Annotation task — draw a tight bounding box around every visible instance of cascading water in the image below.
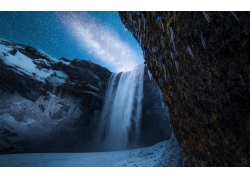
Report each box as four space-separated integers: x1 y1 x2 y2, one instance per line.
96 64 144 151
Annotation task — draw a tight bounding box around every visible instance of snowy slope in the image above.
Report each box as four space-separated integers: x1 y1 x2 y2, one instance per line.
0 40 112 153
0 133 182 167
0 43 68 85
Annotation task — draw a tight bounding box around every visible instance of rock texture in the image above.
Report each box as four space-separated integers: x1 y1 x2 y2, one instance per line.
140 66 172 147
119 11 250 166
0 39 111 153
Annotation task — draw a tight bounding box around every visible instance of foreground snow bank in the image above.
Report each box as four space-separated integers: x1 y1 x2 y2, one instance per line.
0 133 182 167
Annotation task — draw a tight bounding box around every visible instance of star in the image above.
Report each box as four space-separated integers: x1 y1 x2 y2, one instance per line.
0 11 144 72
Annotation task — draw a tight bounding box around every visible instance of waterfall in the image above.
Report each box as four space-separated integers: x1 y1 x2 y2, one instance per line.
96 64 144 151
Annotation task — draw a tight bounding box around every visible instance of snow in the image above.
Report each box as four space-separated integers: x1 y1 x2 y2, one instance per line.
54 70 68 79
35 68 54 80
1 114 28 134
37 48 70 65
0 44 12 53
0 43 68 85
85 84 100 91
84 91 102 98
0 44 36 74
0 134 182 167
0 45 52 82
0 91 82 141
34 58 51 67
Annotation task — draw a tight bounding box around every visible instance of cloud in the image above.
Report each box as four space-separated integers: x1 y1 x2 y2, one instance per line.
58 12 142 72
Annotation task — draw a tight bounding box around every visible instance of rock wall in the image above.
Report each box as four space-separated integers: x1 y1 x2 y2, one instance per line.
140 65 172 147
119 11 250 166
0 40 111 153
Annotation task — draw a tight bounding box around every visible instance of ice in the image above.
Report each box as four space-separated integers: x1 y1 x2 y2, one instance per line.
157 85 165 109
203 11 210 23
152 46 158 53
1 114 27 134
200 32 206 49
231 11 239 21
0 137 182 167
239 73 245 86
174 60 179 72
0 90 83 153
143 16 146 31
169 27 177 54
162 39 165 47
49 76 66 85
138 19 140 31
186 45 194 59
54 70 68 79
129 14 132 22
161 22 165 31
84 91 102 99
148 69 153 81
170 51 173 60
163 64 167 81
139 34 142 46
156 15 162 22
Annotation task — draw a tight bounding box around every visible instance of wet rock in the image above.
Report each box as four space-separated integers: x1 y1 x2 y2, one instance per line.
119 11 250 166
140 66 172 147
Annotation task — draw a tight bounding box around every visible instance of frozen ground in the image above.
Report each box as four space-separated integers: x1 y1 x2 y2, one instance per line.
0 134 182 167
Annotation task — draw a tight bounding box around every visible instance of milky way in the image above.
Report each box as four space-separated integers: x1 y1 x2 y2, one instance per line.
0 11 144 72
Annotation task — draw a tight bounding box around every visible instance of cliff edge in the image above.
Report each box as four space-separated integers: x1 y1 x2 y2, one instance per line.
119 11 250 166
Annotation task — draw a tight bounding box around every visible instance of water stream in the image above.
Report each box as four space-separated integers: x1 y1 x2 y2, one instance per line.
96 64 144 151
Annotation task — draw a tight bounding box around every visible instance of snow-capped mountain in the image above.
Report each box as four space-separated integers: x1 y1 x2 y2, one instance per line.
0 39 111 153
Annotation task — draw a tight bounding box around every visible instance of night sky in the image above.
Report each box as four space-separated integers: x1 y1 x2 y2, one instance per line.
0 11 144 72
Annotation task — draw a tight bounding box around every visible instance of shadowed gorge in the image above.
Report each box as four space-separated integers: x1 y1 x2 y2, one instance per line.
119 11 250 166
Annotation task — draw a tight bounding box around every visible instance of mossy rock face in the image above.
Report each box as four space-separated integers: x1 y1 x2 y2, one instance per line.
119 11 250 166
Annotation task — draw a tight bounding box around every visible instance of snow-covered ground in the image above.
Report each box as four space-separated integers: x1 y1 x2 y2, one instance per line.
0 133 182 167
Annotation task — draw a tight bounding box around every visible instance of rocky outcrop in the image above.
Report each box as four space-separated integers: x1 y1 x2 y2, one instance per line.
140 66 172 147
119 11 250 166
0 39 111 153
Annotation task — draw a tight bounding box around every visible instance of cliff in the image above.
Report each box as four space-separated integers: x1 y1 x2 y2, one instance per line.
140 65 172 147
0 39 111 153
119 11 250 166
